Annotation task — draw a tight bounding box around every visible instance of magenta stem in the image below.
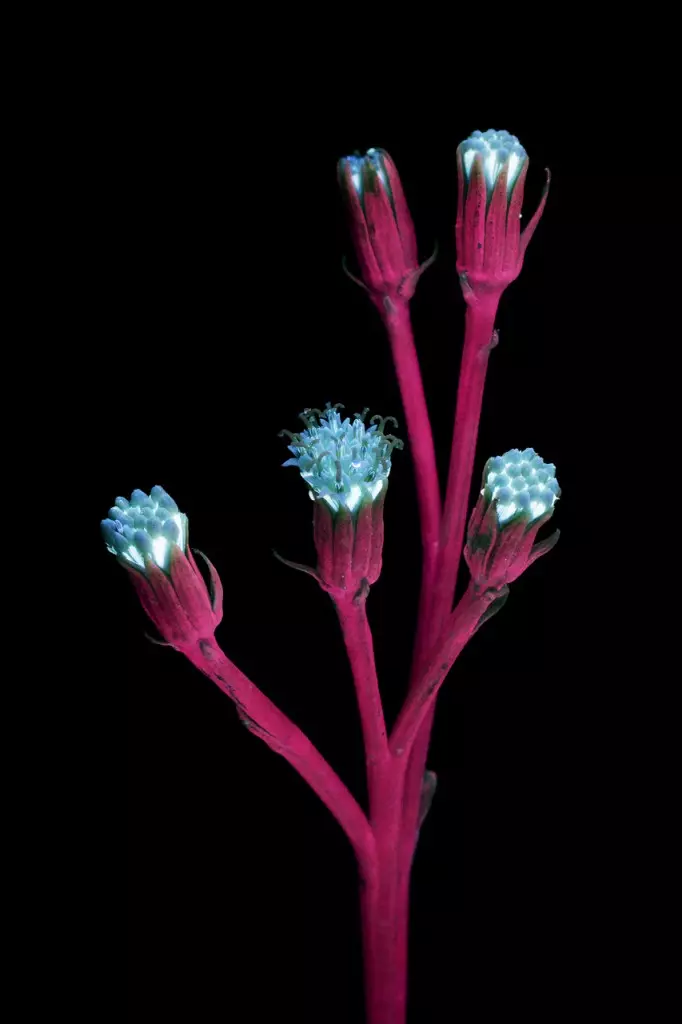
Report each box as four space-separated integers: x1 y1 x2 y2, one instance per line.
334 584 412 1021
432 297 499 639
181 637 376 878
398 702 434 858
360 865 410 1024
395 298 500 914
383 301 441 677
371 295 501 1008
390 580 498 758
340 297 438 1023
363 297 440 1022
360 762 411 1024
334 589 389 814
334 584 414 1020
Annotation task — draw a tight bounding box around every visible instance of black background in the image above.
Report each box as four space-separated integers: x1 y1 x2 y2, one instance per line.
62 86 665 1022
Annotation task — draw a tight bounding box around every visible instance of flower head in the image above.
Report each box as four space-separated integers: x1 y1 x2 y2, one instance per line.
280 404 402 593
101 486 222 648
282 403 402 514
338 148 420 308
460 129 527 196
101 486 187 572
465 448 561 588
456 128 550 299
481 448 560 525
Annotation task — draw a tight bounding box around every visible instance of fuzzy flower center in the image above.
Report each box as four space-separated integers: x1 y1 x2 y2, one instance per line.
461 129 527 194
484 448 560 524
101 486 186 571
282 405 402 514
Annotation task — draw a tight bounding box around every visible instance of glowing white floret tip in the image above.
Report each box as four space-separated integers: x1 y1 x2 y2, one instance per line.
342 149 391 201
484 448 560 524
101 485 187 572
461 129 527 194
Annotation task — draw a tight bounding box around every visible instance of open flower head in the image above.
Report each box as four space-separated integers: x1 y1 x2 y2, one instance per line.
101 486 187 573
460 129 527 197
280 404 402 591
482 448 560 526
281 403 402 516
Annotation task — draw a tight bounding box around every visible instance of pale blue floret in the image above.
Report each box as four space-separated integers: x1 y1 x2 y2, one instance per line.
133 530 153 555
460 129 527 195
130 488 152 507
151 484 179 514
101 486 186 571
162 518 180 543
108 530 128 556
483 448 560 524
283 406 401 514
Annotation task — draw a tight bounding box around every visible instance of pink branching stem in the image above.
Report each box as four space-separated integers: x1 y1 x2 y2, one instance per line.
334 582 411 1022
359 760 411 1024
398 702 434 862
181 636 377 879
431 295 499 641
383 299 441 675
340 234 444 1015
393 297 500 871
378 300 445 989
377 580 503 1002
352 296 440 1022
390 581 504 759
333 585 389 814
338 577 497 1023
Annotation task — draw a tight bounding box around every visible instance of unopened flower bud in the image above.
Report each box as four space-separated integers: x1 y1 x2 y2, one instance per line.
465 448 561 588
338 148 420 308
101 486 223 648
456 128 550 299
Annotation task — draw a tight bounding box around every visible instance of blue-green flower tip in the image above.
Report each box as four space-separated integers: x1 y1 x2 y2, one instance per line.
460 129 527 194
281 403 402 514
101 486 187 571
483 448 560 525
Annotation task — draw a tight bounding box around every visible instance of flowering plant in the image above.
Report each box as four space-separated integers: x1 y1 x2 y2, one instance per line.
108 129 557 1023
